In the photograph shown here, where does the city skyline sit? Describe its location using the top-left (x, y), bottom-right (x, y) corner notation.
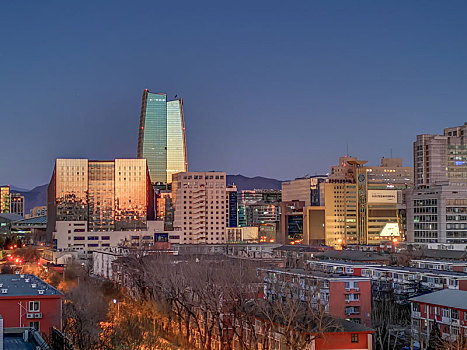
top-left (2, 1), bottom-right (467, 189)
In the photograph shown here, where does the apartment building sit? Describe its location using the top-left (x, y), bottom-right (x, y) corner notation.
top-left (410, 259), bottom-right (467, 273)
top-left (172, 171), bottom-right (227, 244)
top-left (259, 268), bottom-right (372, 326)
top-left (410, 289), bottom-right (467, 347)
top-left (0, 274), bottom-right (63, 336)
top-left (306, 259), bottom-right (467, 302)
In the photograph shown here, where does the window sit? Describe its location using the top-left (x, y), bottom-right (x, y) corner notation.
top-left (351, 334), bottom-right (359, 343)
top-left (442, 308), bottom-right (450, 318)
top-left (412, 303), bottom-right (420, 312)
top-left (29, 321), bottom-right (40, 331)
top-left (451, 309), bottom-right (459, 320)
top-left (28, 301), bottom-right (40, 312)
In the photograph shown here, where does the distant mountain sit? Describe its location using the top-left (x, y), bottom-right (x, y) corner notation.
top-left (17, 184), bottom-right (48, 214)
top-left (227, 175), bottom-right (282, 191)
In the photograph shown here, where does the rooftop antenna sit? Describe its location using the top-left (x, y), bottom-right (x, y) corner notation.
top-left (346, 142), bottom-right (349, 157)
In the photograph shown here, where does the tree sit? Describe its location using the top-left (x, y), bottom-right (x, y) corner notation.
top-left (427, 321), bottom-right (442, 350)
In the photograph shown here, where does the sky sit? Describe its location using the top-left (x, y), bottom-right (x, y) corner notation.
top-left (1, 1), bottom-right (467, 189)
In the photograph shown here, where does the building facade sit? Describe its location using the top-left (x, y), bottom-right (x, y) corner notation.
top-left (172, 172), bottom-right (227, 244)
top-left (281, 176), bottom-right (327, 207)
top-left (137, 90), bottom-right (187, 187)
top-left (407, 123), bottom-right (467, 245)
top-left (410, 289), bottom-right (467, 347)
top-left (259, 268), bottom-right (373, 327)
top-left (47, 159), bottom-right (155, 252)
top-left (0, 274), bottom-right (62, 336)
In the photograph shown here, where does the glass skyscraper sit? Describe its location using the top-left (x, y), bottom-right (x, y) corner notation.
top-left (137, 90), bottom-right (187, 186)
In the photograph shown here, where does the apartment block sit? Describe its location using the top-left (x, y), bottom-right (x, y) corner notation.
top-left (172, 171), bottom-right (227, 244)
top-left (259, 267), bottom-right (372, 327)
top-left (410, 289), bottom-right (467, 346)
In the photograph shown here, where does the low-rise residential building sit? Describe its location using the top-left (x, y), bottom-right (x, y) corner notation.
top-left (307, 259), bottom-right (467, 302)
top-left (0, 274), bottom-right (62, 336)
top-left (259, 268), bottom-right (372, 327)
top-left (410, 289), bottom-right (467, 347)
top-left (409, 259), bottom-right (467, 273)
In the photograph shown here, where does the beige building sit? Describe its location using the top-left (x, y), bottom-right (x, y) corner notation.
top-left (303, 156), bottom-right (408, 248)
top-left (281, 176), bottom-right (327, 206)
top-left (226, 227), bottom-right (259, 242)
top-left (172, 172), bottom-right (227, 244)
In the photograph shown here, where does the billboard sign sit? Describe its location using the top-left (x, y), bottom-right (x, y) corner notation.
top-left (368, 190), bottom-right (398, 204)
top-left (379, 222), bottom-right (401, 237)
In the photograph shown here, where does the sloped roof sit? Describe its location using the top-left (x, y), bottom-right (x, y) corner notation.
top-left (409, 289), bottom-right (467, 310)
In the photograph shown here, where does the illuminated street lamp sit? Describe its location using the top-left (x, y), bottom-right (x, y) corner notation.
top-left (113, 299), bottom-right (120, 318)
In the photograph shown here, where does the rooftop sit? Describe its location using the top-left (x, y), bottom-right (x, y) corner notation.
top-left (12, 216), bottom-right (46, 225)
top-left (260, 267), bottom-right (370, 280)
top-left (0, 274), bottom-right (62, 297)
top-left (372, 265), bottom-right (467, 277)
top-left (0, 213), bottom-right (24, 222)
top-left (409, 289), bottom-right (467, 310)
top-left (315, 250), bottom-right (391, 262)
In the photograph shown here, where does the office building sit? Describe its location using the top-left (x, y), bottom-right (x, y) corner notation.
top-left (0, 186), bottom-right (10, 213)
top-left (281, 175), bottom-right (327, 206)
top-left (172, 171), bottom-right (227, 244)
top-left (47, 159), bottom-right (155, 251)
top-left (137, 90), bottom-right (187, 187)
top-left (282, 157), bottom-right (408, 247)
top-left (10, 193), bottom-right (24, 217)
top-left (237, 189), bottom-right (281, 239)
top-left (226, 185), bottom-right (238, 227)
top-left (30, 206), bottom-right (47, 218)
top-left (407, 123), bottom-right (467, 244)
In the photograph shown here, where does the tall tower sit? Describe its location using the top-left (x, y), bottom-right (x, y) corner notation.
top-left (137, 90), bottom-right (187, 187)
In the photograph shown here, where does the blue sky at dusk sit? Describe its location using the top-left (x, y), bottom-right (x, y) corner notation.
top-left (1, 1), bottom-right (467, 189)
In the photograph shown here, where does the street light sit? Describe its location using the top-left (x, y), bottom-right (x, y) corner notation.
top-left (113, 299), bottom-right (120, 318)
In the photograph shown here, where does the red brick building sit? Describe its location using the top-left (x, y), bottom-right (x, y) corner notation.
top-left (409, 289), bottom-right (467, 347)
top-left (259, 268), bottom-right (372, 327)
top-left (0, 274), bottom-right (63, 336)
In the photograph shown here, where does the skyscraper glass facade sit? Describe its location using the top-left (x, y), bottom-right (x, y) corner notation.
top-left (47, 159), bottom-right (154, 236)
top-left (137, 90), bottom-right (187, 186)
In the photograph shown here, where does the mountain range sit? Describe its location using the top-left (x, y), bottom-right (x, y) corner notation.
top-left (11, 175), bottom-right (282, 215)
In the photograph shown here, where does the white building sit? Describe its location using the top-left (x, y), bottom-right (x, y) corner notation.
top-left (406, 123), bottom-right (467, 246)
top-left (172, 172), bottom-right (227, 244)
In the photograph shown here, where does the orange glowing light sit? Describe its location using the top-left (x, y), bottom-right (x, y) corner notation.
top-left (337, 238), bottom-right (343, 244)
top-left (13, 245), bottom-right (17, 248)
top-left (392, 238), bottom-right (398, 244)
top-left (269, 239), bottom-right (275, 243)
top-left (9, 256), bottom-right (13, 260)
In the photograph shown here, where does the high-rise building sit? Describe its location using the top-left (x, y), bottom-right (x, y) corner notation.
top-left (172, 172), bottom-right (227, 244)
top-left (407, 123), bottom-right (467, 245)
top-left (47, 159), bottom-right (155, 251)
top-left (0, 186), bottom-right (10, 213)
top-left (281, 176), bottom-right (327, 207)
top-left (293, 156), bottom-right (409, 248)
top-left (0, 186), bottom-right (25, 217)
top-left (226, 185), bottom-right (238, 227)
top-left (237, 189), bottom-right (281, 239)
top-left (137, 90), bottom-right (187, 187)
top-left (10, 193), bottom-right (24, 217)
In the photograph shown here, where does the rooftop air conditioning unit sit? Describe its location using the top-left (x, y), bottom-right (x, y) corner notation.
top-left (1, 289), bottom-right (7, 294)
top-left (38, 290), bottom-right (44, 295)
top-left (31, 284), bottom-right (37, 288)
